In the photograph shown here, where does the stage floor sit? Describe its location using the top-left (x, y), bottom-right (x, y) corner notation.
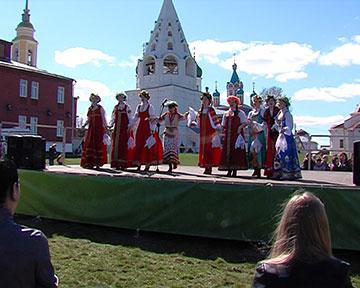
top-left (45, 164), bottom-right (357, 189)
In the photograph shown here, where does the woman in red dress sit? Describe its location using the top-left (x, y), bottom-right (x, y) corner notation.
top-left (263, 95), bottom-right (280, 178)
top-left (130, 90), bottom-right (163, 172)
top-left (197, 89), bottom-right (222, 175)
top-left (80, 93), bottom-right (108, 169)
top-left (108, 92), bottom-right (132, 170)
top-left (219, 96), bottom-right (248, 177)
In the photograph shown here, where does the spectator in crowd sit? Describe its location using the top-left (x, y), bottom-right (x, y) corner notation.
top-left (313, 155), bottom-right (330, 171)
top-left (48, 143), bottom-right (58, 166)
top-left (0, 160), bottom-right (58, 287)
top-left (330, 154), bottom-right (340, 171)
top-left (252, 191), bottom-right (353, 288)
top-left (338, 152), bottom-right (352, 172)
top-left (301, 152), bottom-right (314, 170)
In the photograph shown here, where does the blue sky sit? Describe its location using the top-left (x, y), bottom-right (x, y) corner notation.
top-left (1, 0), bottom-right (360, 145)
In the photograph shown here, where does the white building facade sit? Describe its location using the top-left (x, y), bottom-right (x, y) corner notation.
top-left (329, 105), bottom-right (360, 155)
top-left (126, 0), bottom-right (202, 152)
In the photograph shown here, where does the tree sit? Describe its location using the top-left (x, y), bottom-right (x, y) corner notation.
top-left (259, 86), bottom-right (283, 99)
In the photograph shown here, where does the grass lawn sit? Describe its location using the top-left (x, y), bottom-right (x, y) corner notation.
top-left (16, 216), bottom-right (360, 288)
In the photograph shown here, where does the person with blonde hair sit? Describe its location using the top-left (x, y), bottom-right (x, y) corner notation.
top-left (252, 191), bottom-right (353, 287)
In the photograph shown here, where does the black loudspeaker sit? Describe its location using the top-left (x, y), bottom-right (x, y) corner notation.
top-left (353, 141), bottom-right (360, 186)
top-left (7, 135), bottom-right (45, 170)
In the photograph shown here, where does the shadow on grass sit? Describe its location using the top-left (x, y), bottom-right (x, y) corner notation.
top-left (15, 215), bottom-right (360, 277)
top-left (15, 214), bottom-right (265, 264)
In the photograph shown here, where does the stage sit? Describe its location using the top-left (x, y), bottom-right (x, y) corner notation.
top-left (17, 165), bottom-right (360, 251)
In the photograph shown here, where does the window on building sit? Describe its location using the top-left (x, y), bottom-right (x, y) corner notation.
top-left (167, 42), bottom-right (173, 50)
top-left (163, 55), bottom-right (178, 74)
top-left (57, 86), bottom-right (65, 104)
top-left (19, 79), bottom-right (27, 97)
top-left (57, 120), bottom-right (64, 137)
top-left (31, 81), bottom-right (39, 99)
top-left (27, 50), bottom-right (33, 66)
top-left (30, 117), bottom-right (38, 134)
top-left (18, 115), bottom-right (27, 129)
top-left (14, 48), bottom-right (19, 61)
top-left (340, 139), bottom-right (344, 149)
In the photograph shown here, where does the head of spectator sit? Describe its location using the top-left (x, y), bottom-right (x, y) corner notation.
top-left (270, 191), bottom-right (332, 264)
top-left (252, 191), bottom-right (352, 287)
top-left (0, 160), bottom-right (20, 215)
top-left (339, 152), bottom-right (348, 164)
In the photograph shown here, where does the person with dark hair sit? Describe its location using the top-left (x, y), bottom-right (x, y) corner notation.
top-left (252, 191), bottom-right (353, 288)
top-left (330, 154), bottom-right (340, 171)
top-left (129, 90), bottom-right (163, 172)
top-left (301, 152), bottom-right (315, 170)
top-left (263, 95), bottom-right (280, 178)
top-left (197, 88), bottom-right (222, 175)
top-left (158, 100), bottom-right (188, 173)
top-left (108, 92), bottom-right (132, 170)
top-left (0, 160), bottom-right (58, 287)
top-left (80, 93), bottom-right (108, 169)
top-left (48, 143), bottom-right (58, 166)
top-left (218, 96), bottom-right (248, 177)
top-left (338, 152), bottom-right (352, 172)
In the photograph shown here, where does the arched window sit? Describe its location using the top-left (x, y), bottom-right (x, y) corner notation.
top-left (27, 49), bottom-right (33, 66)
top-left (185, 57), bottom-right (195, 77)
top-left (144, 56), bottom-right (156, 76)
top-left (167, 42), bottom-right (173, 50)
top-left (163, 55), bottom-right (178, 74)
top-left (151, 43), bottom-right (156, 51)
top-left (168, 30), bottom-right (173, 37)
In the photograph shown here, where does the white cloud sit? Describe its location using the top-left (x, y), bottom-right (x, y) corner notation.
top-left (190, 40), bottom-right (319, 82)
top-left (294, 115), bottom-right (345, 127)
top-left (74, 79), bottom-right (113, 102)
top-left (275, 71), bottom-right (308, 83)
top-left (55, 47), bottom-right (115, 68)
top-left (118, 55), bottom-right (140, 68)
top-left (292, 83), bottom-right (360, 102)
top-left (318, 35), bottom-right (360, 66)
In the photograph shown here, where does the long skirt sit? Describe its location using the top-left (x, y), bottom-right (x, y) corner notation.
top-left (273, 134), bottom-right (302, 180)
top-left (163, 133), bottom-right (180, 165)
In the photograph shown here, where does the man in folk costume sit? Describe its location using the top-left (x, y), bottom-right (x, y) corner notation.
top-left (129, 90), bottom-right (163, 172)
top-left (263, 94), bottom-right (280, 178)
top-left (158, 100), bottom-right (188, 173)
top-left (247, 93), bottom-right (266, 178)
top-left (108, 92), bottom-right (132, 170)
top-left (81, 93), bottom-right (108, 169)
top-left (219, 96), bottom-right (248, 177)
top-left (197, 88), bottom-right (222, 175)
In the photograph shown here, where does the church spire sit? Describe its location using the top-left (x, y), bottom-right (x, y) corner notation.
top-left (12, 0), bottom-right (38, 66)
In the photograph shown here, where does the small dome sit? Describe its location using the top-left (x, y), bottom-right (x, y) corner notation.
top-left (17, 21), bottom-right (34, 29)
top-left (236, 88), bottom-right (244, 95)
top-left (213, 89), bottom-right (220, 97)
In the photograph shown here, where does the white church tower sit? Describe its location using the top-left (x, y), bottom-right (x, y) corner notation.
top-left (126, 0), bottom-right (202, 152)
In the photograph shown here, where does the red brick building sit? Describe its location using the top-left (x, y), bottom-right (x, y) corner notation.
top-left (0, 1), bottom-right (77, 152)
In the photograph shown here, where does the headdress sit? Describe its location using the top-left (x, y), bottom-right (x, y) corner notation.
top-left (89, 93), bottom-right (101, 103)
top-left (227, 96), bottom-right (240, 106)
top-left (116, 92), bottom-right (127, 101)
top-left (265, 94), bottom-right (276, 103)
top-left (165, 100), bottom-right (178, 108)
top-left (277, 96), bottom-right (291, 107)
top-left (139, 90), bottom-right (150, 100)
top-left (200, 87), bottom-right (212, 102)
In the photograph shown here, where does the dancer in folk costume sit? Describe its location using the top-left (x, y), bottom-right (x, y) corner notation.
top-left (108, 92), bottom-right (132, 170)
top-left (272, 96), bottom-right (302, 180)
top-left (130, 90), bottom-right (163, 172)
top-left (197, 89), bottom-right (222, 175)
top-left (247, 93), bottom-right (266, 178)
top-left (81, 93), bottom-right (108, 169)
top-left (263, 95), bottom-right (280, 178)
top-left (158, 101), bottom-right (188, 173)
top-left (219, 96), bottom-right (248, 177)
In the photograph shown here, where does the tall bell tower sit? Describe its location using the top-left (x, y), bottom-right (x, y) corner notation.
top-left (12, 0), bottom-right (38, 67)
